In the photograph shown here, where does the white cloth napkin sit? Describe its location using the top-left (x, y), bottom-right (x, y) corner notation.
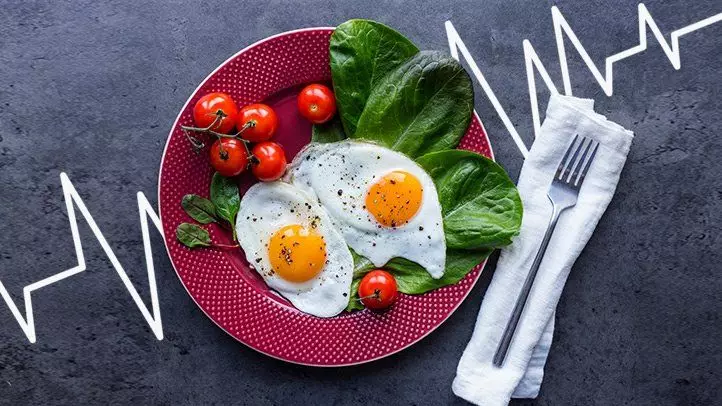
top-left (452, 94), bottom-right (634, 405)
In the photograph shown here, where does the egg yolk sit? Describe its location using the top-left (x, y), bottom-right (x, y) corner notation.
top-left (365, 171), bottom-right (423, 228)
top-left (268, 224), bottom-right (327, 282)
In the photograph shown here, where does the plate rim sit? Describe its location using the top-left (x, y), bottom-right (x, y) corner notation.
top-left (158, 26), bottom-right (494, 367)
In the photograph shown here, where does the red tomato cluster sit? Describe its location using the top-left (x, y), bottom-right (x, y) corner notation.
top-left (184, 93), bottom-right (284, 180)
top-left (182, 84), bottom-right (337, 181)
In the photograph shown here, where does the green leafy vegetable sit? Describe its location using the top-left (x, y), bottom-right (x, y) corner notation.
top-left (330, 19), bottom-right (419, 136)
top-left (353, 51), bottom-right (474, 159)
top-left (387, 249), bottom-right (492, 293)
top-left (311, 116), bottom-right (347, 143)
top-left (345, 250), bottom-right (374, 311)
top-left (210, 172), bottom-right (240, 240)
top-left (181, 194), bottom-right (218, 224)
top-left (417, 150), bottom-right (523, 249)
top-left (176, 223), bottom-right (211, 248)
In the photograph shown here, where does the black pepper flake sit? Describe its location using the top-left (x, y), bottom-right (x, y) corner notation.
top-left (427, 235), bottom-right (431, 239)
top-left (419, 226), bottom-right (424, 231)
top-left (255, 258), bottom-right (262, 263)
top-left (337, 189), bottom-right (343, 196)
top-left (280, 246), bottom-right (293, 264)
top-left (343, 293), bottom-right (348, 297)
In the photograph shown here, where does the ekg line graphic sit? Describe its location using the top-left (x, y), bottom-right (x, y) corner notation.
top-left (0, 173), bottom-right (164, 343)
top-left (446, 3), bottom-right (722, 157)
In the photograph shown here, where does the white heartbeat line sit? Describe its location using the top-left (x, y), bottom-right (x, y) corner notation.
top-left (446, 3), bottom-right (722, 158)
top-left (0, 172), bottom-right (164, 343)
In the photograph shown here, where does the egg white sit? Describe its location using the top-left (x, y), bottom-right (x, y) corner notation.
top-left (236, 182), bottom-right (354, 317)
top-left (286, 140), bottom-right (446, 278)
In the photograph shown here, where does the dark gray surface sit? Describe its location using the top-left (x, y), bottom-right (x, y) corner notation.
top-left (0, 0), bottom-right (720, 404)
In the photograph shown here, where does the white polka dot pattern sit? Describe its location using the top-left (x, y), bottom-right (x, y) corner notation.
top-left (158, 28), bottom-right (493, 366)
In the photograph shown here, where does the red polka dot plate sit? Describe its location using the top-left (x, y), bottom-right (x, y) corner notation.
top-left (158, 28), bottom-right (494, 366)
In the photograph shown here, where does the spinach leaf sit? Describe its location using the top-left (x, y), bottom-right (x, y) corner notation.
top-left (417, 150), bottom-right (523, 249)
top-left (346, 279), bottom-right (365, 311)
top-left (386, 249), bottom-right (491, 293)
top-left (345, 250), bottom-right (373, 311)
top-left (353, 51), bottom-right (474, 159)
top-left (346, 249), bottom-right (491, 307)
top-left (176, 223), bottom-right (211, 248)
top-left (311, 116), bottom-right (346, 143)
top-left (330, 19), bottom-right (419, 137)
top-left (210, 172), bottom-right (240, 240)
top-left (181, 194), bottom-right (218, 224)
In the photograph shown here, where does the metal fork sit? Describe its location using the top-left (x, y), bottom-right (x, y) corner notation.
top-left (492, 134), bottom-right (600, 367)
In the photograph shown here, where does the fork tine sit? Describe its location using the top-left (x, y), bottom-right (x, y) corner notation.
top-left (575, 141), bottom-right (599, 186)
top-left (571, 139), bottom-right (594, 185)
top-left (556, 134), bottom-right (579, 179)
top-left (562, 136), bottom-right (587, 182)
top-left (567, 138), bottom-right (593, 183)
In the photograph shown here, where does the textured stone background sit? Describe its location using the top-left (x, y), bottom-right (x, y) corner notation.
top-left (0, 0), bottom-right (720, 404)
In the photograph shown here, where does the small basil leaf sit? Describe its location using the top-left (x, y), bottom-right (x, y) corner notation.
top-left (181, 194), bottom-right (218, 224)
top-left (417, 150), bottom-right (523, 249)
top-left (210, 172), bottom-right (240, 240)
top-left (353, 51), bottom-right (474, 158)
top-left (311, 116), bottom-right (347, 143)
top-left (176, 223), bottom-right (211, 248)
top-left (330, 19), bottom-right (419, 136)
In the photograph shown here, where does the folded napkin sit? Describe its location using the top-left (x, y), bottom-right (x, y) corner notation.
top-left (453, 94), bottom-right (634, 405)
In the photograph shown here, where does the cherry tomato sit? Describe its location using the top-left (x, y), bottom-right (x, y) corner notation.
top-left (237, 103), bottom-right (278, 142)
top-left (193, 93), bottom-right (238, 134)
top-left (251, 142), bottom-right (287, 181)
top-left (209, 138), bottom-right (249, 177)
top-left (358, 269), bottom-right (398, 310)
top-left (297, 84), bottom-right (336, 124)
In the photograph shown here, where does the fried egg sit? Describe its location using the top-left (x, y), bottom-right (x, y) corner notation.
top-left (286, 140), bottom-right (446, 278)
top-left (236, 182), bottom-right (354, 317)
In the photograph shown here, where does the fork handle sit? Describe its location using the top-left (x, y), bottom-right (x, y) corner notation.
top-left (492, 204), bottom-right (565, 367)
